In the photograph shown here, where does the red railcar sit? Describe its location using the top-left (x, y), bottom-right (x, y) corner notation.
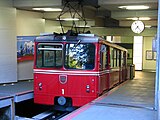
top-left (33, 31), bottom-right (128, 110)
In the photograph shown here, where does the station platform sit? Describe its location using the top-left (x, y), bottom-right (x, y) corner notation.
top-left (0, 80), bottom-right (33, 120)
top-left (60, 71), bottom-right (156, 120)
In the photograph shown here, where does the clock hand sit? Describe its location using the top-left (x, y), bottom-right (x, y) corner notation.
top-left (135, 25), bottom-right (139, 30)
top-left (137, 27), bottom-right (141, 31)
top-left (137, 25), bottom-right (143, 31)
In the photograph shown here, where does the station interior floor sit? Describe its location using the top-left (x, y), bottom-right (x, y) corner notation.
top-left (61, 71), bottom-right (156, 120)
top-left (0, 71), bottom-right (157, 120)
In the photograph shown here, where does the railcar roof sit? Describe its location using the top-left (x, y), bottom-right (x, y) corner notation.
top-left (35, 32), bottom-right (127, 52)
top-left (35, 33), bottom-right (99, 43)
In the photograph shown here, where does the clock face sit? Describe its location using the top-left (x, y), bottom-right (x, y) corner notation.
top-left (131, 20), bottom-right (145, 34)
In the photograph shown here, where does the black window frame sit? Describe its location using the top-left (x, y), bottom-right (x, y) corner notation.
top-left (36, 43), bottom-right (63, 68)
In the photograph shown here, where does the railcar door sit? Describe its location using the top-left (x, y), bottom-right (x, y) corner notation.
top-left (109, 47), bottom-right (121, 89)
top-left (122, 51), bottom-right (127, 81)
top-left (99, 44), bottom-right (110, 94)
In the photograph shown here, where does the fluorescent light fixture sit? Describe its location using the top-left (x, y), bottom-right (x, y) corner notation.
top-left (62, 18), bottom-right (79, 21)
top-left (77, 25), bottom-right (91, 28)
top-left (56, 18), bottom-right (79, 21)
top-left (126, 18), bottom-right (138, 20)
top-left (33, 8), bottom-right (62, 11)
top-left (126, 17), bottom-right (151, 20)
top-left (118, 5), bottom-right (149, 10)
top-left (145, 25), bottom-right (152, 28)
top-left (139, 17), bottom-right (151, 20)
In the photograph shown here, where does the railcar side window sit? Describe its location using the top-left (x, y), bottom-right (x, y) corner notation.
top-left (121, 51), bottom-right (124, 66)
top-left (113, 49), bottom-right (117, 67)
top-left (123, 51), bottom-right (127, 66)
top-left (110, 47), bottom-right (114, 68)
top-left (119, 50), bottom-right (121, 67)
top-left (110, 48), bottom-right (121, 68)
top-left (65, 43), bottom-right (95, 70)
top-left (100, 45), bottom-right (108, 70)
top-left (117, 50), bottom-right (120, 67)
top-left (36, 44), bottom-right (63, 68)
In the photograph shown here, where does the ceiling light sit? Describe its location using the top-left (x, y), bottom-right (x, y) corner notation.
top-left (118, 5), bottom-right (149, 10)
top-left (145, 25), bottom-right (152, 28)
top-left (32, 8), bottom-right (62, 12)
top-left (126, 18), bottom-right (139, 20)
top-left (56, 18), bottom-right (79, 21)
top-left (77, 25), bottom-right (91, 28)
top-left (139, 17), bottom-right (151, 20)
top-left (62, 18), bottom-right (79, 21)
top-left (126, 17), bottom-right (151, 20)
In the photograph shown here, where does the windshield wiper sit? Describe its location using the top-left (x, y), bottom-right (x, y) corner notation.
top-left (75, 39), bottom-right (81, 47)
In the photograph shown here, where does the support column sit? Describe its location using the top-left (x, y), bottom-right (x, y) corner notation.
top-left (0, 0), bottom-right (17, 83)
top-left (155, 0), bottom-right (160, 119)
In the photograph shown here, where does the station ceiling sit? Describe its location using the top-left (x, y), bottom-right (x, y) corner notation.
top-left (13, 0), bottom-right (158, 28)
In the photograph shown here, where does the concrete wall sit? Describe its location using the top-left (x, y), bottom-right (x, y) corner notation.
top-left (45, 20), bottom-right (62, 33)
top-left (89, 27), bottom-right (157, 37)
top-left (0, 0), bottom-right (17, 83)
top-left (16, 10), bottom-right (45, 80)
top-left (143, 36), bottom-right (156, 71)
top-left (16, 10), bottom-right (45, 36)
top-left (45, 20), bottom-right (75, 33)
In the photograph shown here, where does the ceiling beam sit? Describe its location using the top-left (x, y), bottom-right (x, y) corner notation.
top-left (62, 0), bottom-right (98, 8)
top-left (44, 12), bottom-right (83, 19)
top-left (13, 0), bottom-right (62, 7)
top-left (119, 20), bottom-right (157, 27)
top-left (61, 20), bottom-right (95, 27)
top-left (105, 18), bottom-right (119, 27)
top-left (98, 0), bottom-right (157, 5)
top-left (112, 10), bottom-right (158, 19)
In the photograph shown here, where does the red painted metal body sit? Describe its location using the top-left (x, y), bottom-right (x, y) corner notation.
top-left (33, 32), bottom-right (128, 107)
top-left (34, 70), bottom-right (99, 106)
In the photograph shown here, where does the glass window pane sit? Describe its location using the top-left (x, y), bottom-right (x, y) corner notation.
top-left (65, 43), bottom-right (95, 70)
top-left (36, 44), bottom-right (62, 68)
top-left (100, 45), bottom-right (108, 70)
top-left (110, 47), bottom-right (114, 68)
top-left (117, 50), bottom-right (119, 67)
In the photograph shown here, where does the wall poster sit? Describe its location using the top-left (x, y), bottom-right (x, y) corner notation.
top-left (17, 36), bottom-right (36, 62)
top-left (146, 50), bottom-right (153, 60)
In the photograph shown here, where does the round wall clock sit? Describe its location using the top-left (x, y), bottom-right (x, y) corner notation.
top-left (131, 20), bottom-right (145, 34)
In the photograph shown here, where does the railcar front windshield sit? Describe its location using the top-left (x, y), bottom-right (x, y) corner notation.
top-left (36, 44), bottom-right (63, 68)
top-left (64, 43), bottom-right (95, 70)
top-left (36, 43), bottom-right (95, 70)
